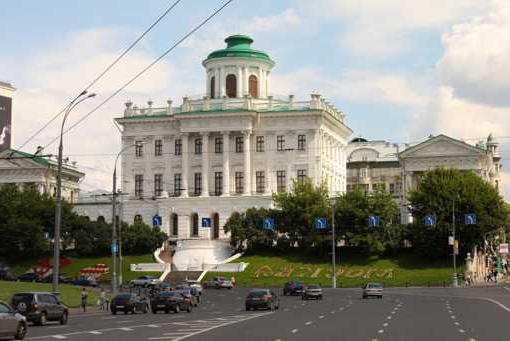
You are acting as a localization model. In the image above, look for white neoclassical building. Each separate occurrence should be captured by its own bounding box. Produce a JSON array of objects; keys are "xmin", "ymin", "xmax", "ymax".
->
[{"xmin": 75, "ymin": 35, "xmax": 353, "ymax": 241}]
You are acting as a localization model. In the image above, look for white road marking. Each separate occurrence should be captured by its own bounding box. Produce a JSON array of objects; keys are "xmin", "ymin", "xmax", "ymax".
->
[
  {"xmin": 330, "ymin": 311, "xmax": 335, "ymax": 314},
  {"xmin": 89, "ymin": 331, "xmax": 102, "ymax": 335},
  {"xmin": 459, "ymin": 329, "xmax": 465, "ymax": 333},
  {"xmin": 451, "ymin": 316, "xmax": 456, "ymax": 319},
  {"xmin": 387, "ymin": 316, "xmax": 392, "ymax": 320},
  {"xmin": 383, "ymin": 323, "xmax": 388, "ymax": 327},
  {"xmin": 319, "ymin": 315, "xmax": 325, "ymax": 319},
  {"xmin": 291, "ymin": 329, "xmax": 299, "ymax": 334},
  {"xmin": 120, "ymin": 328, "xmax": 134, "ymax": 331},
  {"xmin": 339, "ymin": 307, "xmax": 344, "ymax": 311},
  {"xmin": 52, "ymin": 336, "xmax": 67, "ymax": 339},
  {"xmin": 502, "ymin": 287, "xmax": 510, "ymax": 293},
  {"xmin": 305, "ymin": 321, "xmax": 312, "ymax": 325},
  {"xmin": 469, "ymin": 338, "xmax": 476, "ymax": 341},
  {"xmin": 48, "ymin": 326, "xmax": 68, "ymax": 329},
  {"xmin": 102, "ymin": 316, "xmax": 116, "ymax": 320},
  {"xmin": 378, "ymin": 329, "xmax": 384, "ymax": 334},
  {"xmin": 454, "ymin": 322, "xmax": 460, "ymax": 326},
  {"xmin": 284, "ymin": 308, "xmax": 289, "ymax": 312},
  {"xmin": 116, "ymin": 320, "xmax": 133, "ymax": 324}
]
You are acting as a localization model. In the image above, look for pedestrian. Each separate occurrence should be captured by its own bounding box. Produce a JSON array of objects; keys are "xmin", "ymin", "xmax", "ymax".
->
[
  {"xmin": 99, "ymin": 288, "xmax": 107, "ymax": 311},
  {"xmin": 231, "ymin": 275, "xmax": 236, "ymax": 287},
  {"xmin": 80, "ymin": 287, "xmax": 88, "ymax": 312}
]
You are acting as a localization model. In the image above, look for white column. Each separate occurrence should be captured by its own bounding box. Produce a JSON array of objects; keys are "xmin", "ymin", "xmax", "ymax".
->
[
  {"xmin": 243, "ymin": 66, "xmax": 249, "ymax": 96},
  {"xmin": 286, "ymin": 163, "xmax": 293, "ymax": 192},
  {"xmin": 219, "ymin": 66, "xmax": 226, "ymax": 97},
  {"xmin": 181, "ymin": 133, "xmax": 189, "ymax": 198},
  {"xmin": 266, "ymin": 71, "xmax": 271, "ymax": 97},
  {"xmin": 257, "ymin": 68, "xmax": 263, "ymax": 100},
  {"xmin": 214, "ymin": 68, "xmax": 220, "ymax": 98},
  {"xmin": 243, "ymin": 131, "xmax": 252, "ymax": 195},
  {"xmin": 265, "ymin": 164, "xmax": 272, "ymax": 195},
  {"xmin": 237, "ymin": 66, "xmax": 243, "ymax": 98},
  {"xmin": 260, "ymin": 69, "xmax": 266, "ymax": 98},
  {"xmin": 201, "ymin": 132, "xmax": 210, "ymax": 197},
  {"xmin": 222, "ymin": 132, "xmax": 230, "ymax": 196}
]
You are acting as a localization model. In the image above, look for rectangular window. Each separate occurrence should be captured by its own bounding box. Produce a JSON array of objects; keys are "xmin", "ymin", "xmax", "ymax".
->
[
  {"xmin": 297, "ymin": 169, "xmax": 307, "ymax": 184},
  {"xmin": 389, "ymin": 183, "xmax": 395, "ymax": 194},
  {"xmin": 215, "ymin": 137, "xmax": 223, "ymax": 153},
  {"xmin": 235, "ymin": 136, "xmax": 244, "ymax": 153},
  {"xmin": 277, "ymin": 135, "xmax": 285, "ymax": 151},
  {"xmin": 135, "ymin": 174, "xmax": 143, "ymax": 198},
  {"xmin": 256, "ymin": 136, "xmax": 264, "ymax": 152},
  {"xmin": 256, "ymin": 171, "xmax": 265, "ymax": 193},
  {"xmin": 174, "ymin": 173, "xmax": 182, "ymax": 196},
  {"xmin": 154, "ymin": 174, "xmax": 163, "ymax": 197},
  {"xmin": 195, "ymin": 138, "xmax": 202, "ymax": 155},
  {"xmin": 372, "ymin": 183, "xmax": 378, "ymax": 192},
  {"xmin": 135, "ymin": 141, "xmax": 143, "ymax": 157},
  {"xmin": 174, "ymin": 139, "xmax": 182, "ymax": 156},
  {"xmin": 298, "ymin": 135, "xmax": 306, "ymax": 151},
  {"xmin": 277, "ymin": 170, "xmax": 286, "ymax": 192},
  {"xmin": 194, "ymin": 173, "xmax": 202, "ymax": 196},
  {"xmin": 154, "ymin": 139, "xmax": 163, "ymax": 156},
  {"xmin": 360, "ymin": 167, "xmax": 368, "ymax": 178},
  {"xmin": 235, "ymin": 172, "xmax": 244, "ymax": 194},
  {"xmin": 215, "ymin": 172, "xmax": 223, "ymax": 196}
]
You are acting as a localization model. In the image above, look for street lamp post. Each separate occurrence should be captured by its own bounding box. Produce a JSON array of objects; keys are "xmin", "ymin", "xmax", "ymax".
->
[
  {"xmin": 452, "ymin": 196, "xmax": 458, "ymax": 287},
  {"xmin": 111, "ymin": 141, "xmax": 145, "ymax": 295},
  {"xmin": 331, "ymin": 197, "xmax": 337, "ymax": 289},
  {"xmin": 52, "ymin": 92, "xmax": 95, "ymax": 294}
]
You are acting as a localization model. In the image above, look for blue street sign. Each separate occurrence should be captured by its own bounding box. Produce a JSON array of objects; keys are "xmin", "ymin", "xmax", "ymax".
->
[
  {"xmin": 465, "ymin": 213, "xmax": 476, "ymax": 225},
  {"xmin": 152, "ymin": 215, "xmax": 162, "ymax": 227},
  {"xmin": 263, "ymin": 218, "xmax": 275, "ymax": 230},
  {"xmin": 202, "ymin": 217, "xmax": 212, "ymax": 228},
  {"xmin": 424, "ymin": 215, "xmax": 436, "ymax": 226},
  {"xmin": 112, "ymin": 243, "xmax": 118, "ymax": 254},
  {"xmin": 315, "ymin": 217, "xmax": 327, "ymax": 230},
  {"xmin": 368, "ymin": 215, "xmax": 380, "ymax": 228}
]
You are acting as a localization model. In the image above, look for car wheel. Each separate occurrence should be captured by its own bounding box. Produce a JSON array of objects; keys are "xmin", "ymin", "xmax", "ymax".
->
[
  {"xmin": 165, "ymin": 309, "xmax": 170, "ymax": 314},
  {"xmin": 38, "ymin": 312, "xmax": 47, "ymax": 326},
  {"xmin": 152, "ymin": 309, "xmax": 158, "ymax": 314},
  {"xmin": 124, "ymin": 310, "xmax": 128, "ymax": 315},
  {"xmin": 15, "ymin": 322, "xmax": 27, "ymax": 340},
  {"xmin": 112, "ymin": 310, "xmax": 117, "ymax": 315},
  {"xmin": 174, "ymin": 305, "xmax": 180, "ymax": 313},
  {"xmin": 245, "ymin": 306, "xmax": 251, "ymax": 311},
  {"xmin": 144, "ymin": 305, "xmax": 149, "ymax": 314},
  {"xmin": 60, "ymin": 311, "xmax": 68, "ymax": 325},
  {"xmin": 187, "ymin": 305, "xmax": 192, "ymax": 313},
  {"xmin": 270, "ymin": 303, "xmax": 274, "ymax": 311}
]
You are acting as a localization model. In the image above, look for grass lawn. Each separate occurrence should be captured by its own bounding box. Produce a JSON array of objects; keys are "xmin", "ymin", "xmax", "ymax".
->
[
  {"xmin": 4, "ymin": 253, "xmax": 160, "ymax": 288},
  {"xmin": 0, "ymin": 281, "xmax": 99, "ymax": 308},
  {"xmin": 204, "ymin": 250, "xmax": 460, "ymax": 288}
]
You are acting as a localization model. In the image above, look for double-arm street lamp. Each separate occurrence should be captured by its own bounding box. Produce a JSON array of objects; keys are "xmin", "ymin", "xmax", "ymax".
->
[{"xmin": 52, "ymin": 91, "xmax": 96, "ymax": 294}]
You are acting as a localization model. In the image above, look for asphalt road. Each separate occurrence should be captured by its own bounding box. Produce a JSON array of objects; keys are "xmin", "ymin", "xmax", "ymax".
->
[{"xmin": 16, "ymin": 286, "xmax": 510, "ymax": 341}]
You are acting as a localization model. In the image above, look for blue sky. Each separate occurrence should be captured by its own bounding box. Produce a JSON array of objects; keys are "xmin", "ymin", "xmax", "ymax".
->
[{"xmin": 1, "ymin": 0, "xmax": 509, "ymax": 198}]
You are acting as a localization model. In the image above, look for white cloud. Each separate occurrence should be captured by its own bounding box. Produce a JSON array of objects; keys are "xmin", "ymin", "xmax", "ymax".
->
[
  {"xmin": 437, "ymin": 0, "xmax": 510, "ymax": 107},
  {"xmin": 299, "ymin": 0, "xmax": 487, "ymax": 57},
  {"xmin": 245, "ymin": 9, "xmax": 302, "ymax": 33}
]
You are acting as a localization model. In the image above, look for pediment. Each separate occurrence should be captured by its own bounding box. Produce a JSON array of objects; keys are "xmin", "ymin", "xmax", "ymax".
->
[{"xmin": 400, "ymin": 135, "xmax": 483, "ymax": 159}]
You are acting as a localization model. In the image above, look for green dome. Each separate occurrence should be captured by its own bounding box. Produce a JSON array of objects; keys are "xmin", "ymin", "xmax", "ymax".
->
[{"xmin": 203, "ymin": 35, "xmax": 274, "ymax": 64}]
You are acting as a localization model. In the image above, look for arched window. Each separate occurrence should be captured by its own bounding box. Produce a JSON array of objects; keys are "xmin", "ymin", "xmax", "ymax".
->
[
  {"xmin": 134, "ymin": 214, "xmax": 143, "ymax": 224},
  {"xmin": 212, "ymin": 213, "xmax": 220, "ymax": 239},
  {"xmin": 226, "ymin": 74, "xmax": 237, "ymax": 98},
  {"xmin": 171, "ymin": 213, "xmax": 178, "ymax": 236},
  {"xmin": 210, "ymin": 76, "xmax": 215, "ymax": 99},
  {"xmin": 97, "ymin": 216, "xmax": 105, "ymax": 223},
  {"xmin": 249, "ymin": 75, "xmax": 258, "ymax": 98},
  {"xmin": 191, "ymin": 213, "xmax": 199, "ymax": 237}
]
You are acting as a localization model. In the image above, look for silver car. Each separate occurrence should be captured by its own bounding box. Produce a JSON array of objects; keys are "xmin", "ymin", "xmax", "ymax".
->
[
  {"xmin": 362, "ymin": 283, "xmax": 383, "ymax": 299},
  {"xmin": 129, "ymin": 275, "xmax": 161, "ymax": 287},
  {"xmin": 0, "ymin": 300, "xmax": 27, "ymax": 340}
]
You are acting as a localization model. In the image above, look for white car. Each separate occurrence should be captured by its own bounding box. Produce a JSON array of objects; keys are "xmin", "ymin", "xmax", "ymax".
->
[
  {"xmin": 129, "ymin": 275, "xmax": 161, "ymax": 287},
  {"xmin": 186, "ymin": 280, "xmax": 203, "ymax": 295},
  {"xmin": 362, "ymin": 283, "xmax": 383, "ymax": 299}
]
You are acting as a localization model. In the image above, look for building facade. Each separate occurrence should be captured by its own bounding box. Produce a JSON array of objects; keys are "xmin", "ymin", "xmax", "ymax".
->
[
  {"xmin": 345, "ymin": 134, "xmax": 502, "ymax": 223},
  {"xmin": 0, "ymin": 81, "xmax": 14, "ymax": 152},
  {"xmin": 75, "ymin": 35, "xmax": 353, "ymax": 240}
]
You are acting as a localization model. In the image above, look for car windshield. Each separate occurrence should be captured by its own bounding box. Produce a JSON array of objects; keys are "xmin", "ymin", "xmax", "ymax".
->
[
  {"xmin": 179, "ymin": 289, "xmax": 191, "ymax": 294},
  {"xmin": 248, "ymin": 291, "xmax": 268, "ymax": 297},
  {"xmin": 159, "ymin": 291, "xmax": 178, "ymax": 297},
  {"xmin": 368, "ymin": 284, "xmax": 382, "ymax": 288},
  {"xmin": 308, "ymin": 285, "xmax": 321, "ymax": 289}
]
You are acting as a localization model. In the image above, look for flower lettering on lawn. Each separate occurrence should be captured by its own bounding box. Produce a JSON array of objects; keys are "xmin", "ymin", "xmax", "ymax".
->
[{"xmin": 252, "ymin": 266, "xmax": 394, "ymax": 279}]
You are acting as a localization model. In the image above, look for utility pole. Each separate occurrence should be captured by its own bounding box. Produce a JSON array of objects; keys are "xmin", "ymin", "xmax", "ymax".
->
[
  {"xmin": 111, "ymin": 167, "xmax": 118, "ymax": 295},
  {"xmin": 452, "ymin": 196, "xmax": 458, "ymax": 287},
  {"xmin": 332, "ymin": 199, "xmax": 337, "ymax": 289}
]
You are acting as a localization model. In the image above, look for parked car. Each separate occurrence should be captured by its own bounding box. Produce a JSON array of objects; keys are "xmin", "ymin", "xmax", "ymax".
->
[
  {"xmin": 283, "ymin": 281, "xmax": 305, "ymax": 296},
  {"xmin": 203, "ymin": 277, "xmax": 233, "ymax": 289},
  {"xmin": 110, "ymin": 293, "xmax": 149, "ymax": 315},
  {"xmin": 17, "ymin": 273, "xmax": 40, "ymax": 283},
  {"xmin": 302, "ymin": 284, "xmax": 323, "ymax": 300},
  {"xmin": 245, "ymin": 289, "xmax": 280, "ymax": 311},
  {"xmin": 185, "ymin": 280, "xmax": 203, "ymax": 295},
  {"xmin": 362, "ymin": 283, "xmax": 383, "ymax": 299},
  {"xmin": 0, "ymin": 300, "xmax": 27, "ymax": 340},
  {"xmin": 0, "ymin": 269, "xmax": 16, "ymax": 281},
  {"xmin": 150, "ymin": 291, "xmax": 192, "ymax": 314},
  {"xmin": 177, "ymin": 288, "xmax": 199, "ymax": 307},
  {"xmin": 70, "ymin": 277, "xmax": 97, "ymax": 287},
  {"xmin": 11, "ymin": 292, "xmax": 68, "ymax": 326},
  {"xmin": 129, "ymin": 275, "xmax": 161, "ymax": 287},
  {"xmin": 39, "ymin": 273, "xmax": 71, "ymax": 284}
]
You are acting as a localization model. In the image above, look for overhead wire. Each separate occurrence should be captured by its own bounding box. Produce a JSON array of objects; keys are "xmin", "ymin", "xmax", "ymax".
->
[
  {"xmin": 16, "ymin": 0, "xmax": 184, "ymax": 151},
  {"xmin": 42, "ymin": 0, "xmax": 235, "ymax": 150}
]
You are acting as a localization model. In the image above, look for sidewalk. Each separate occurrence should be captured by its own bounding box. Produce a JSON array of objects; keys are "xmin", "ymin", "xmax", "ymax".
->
[{"xmin": 69, "ymin": 306, "xmax": 111, "ymax": 316}]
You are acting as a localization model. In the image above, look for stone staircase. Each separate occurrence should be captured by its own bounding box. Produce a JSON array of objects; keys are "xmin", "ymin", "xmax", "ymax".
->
[{"xmin": 164, "ymin": 271, "xmax": 203, "ymax": 285}]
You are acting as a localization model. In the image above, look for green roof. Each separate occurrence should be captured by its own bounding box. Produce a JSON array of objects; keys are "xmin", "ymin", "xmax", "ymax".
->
[
  {"xmin": 0, "ymin": 148, "xmax": 84, "ymax": 176},
  {"xmin": 204, "ymin": 35, "xmax": 274, "ymax": 64}
]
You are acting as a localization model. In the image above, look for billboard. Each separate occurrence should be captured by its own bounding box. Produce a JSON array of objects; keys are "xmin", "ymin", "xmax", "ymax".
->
[{"xmin": 0, "ymin": 95, "xmax": 12, "ymax": 152}]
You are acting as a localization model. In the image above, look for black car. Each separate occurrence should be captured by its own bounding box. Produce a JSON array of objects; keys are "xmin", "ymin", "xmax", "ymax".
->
[
  {"xmin": 39, "ymin": 273, "xmax": 71, "ymax": 284},
  {"xmin": 0, "ymin": 269, "xmax": 16, "ymax": 281},
  {"xmin": 283, "ymin": 281, "xmax": 305, "ymax": 296},
  {"xmin": 245, "ymin": 289, "xmax": 280, "ymax": 311},
  {"xmin": 110, "ymin": 293, "xmax": 149, "ymax": 315},
  {"xmin": 70, "ymin": 277, "xmax": 97, "ymax": 287},
  {"xmin": 177, "ymin": 288, "xmax": 199, "ymax": 307},
  {"xmin": 150, "ymin": 291, "xmax": 192, "ymax": 314},
  {"xmin": 11, "ymin": 292, "xmax": 68, "ymax": 326},
  {"xmin": 17, "ymin": 273, "xmax": 40, "ymax": 282}
]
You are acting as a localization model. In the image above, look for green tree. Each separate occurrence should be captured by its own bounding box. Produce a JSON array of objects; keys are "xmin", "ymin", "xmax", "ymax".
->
[
  {"xmin": 335, "ymin": 189, "xmax": 400, "ymax": 254},
  {"xmin": 224, "ymin": 208, "xmax": 277, "ymax": 252},
  {"xmin": 408, "ymin": 168, "xmax": 508, "ymax": 257},
  {"xmin": 122, "ymin": 221, "xmax": 167, "ymax": 255}
]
